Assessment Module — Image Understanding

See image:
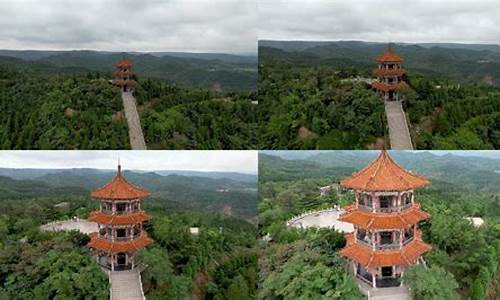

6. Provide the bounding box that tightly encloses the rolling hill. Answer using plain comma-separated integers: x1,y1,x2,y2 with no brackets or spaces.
0,169,257,219
259,40,500,85
0,50,257,91
260,151,500,195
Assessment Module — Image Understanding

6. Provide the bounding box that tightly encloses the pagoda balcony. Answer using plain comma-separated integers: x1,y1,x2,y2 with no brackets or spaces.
373,68,406,76
358,202,413,213
101,208,141,215
356,236,414,250
99,232,142,242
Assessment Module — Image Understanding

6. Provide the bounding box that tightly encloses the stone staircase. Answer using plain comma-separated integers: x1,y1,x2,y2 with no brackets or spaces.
384,101,413,150
110,269,145,300
122,91,147,150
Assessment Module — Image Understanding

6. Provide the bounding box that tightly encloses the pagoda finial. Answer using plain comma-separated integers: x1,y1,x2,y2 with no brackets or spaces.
117,158,122,176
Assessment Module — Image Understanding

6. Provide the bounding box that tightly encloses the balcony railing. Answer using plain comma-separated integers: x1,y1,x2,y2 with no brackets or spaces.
101,208,140,215
99,233,142,242
356,236,414,250
356,272,373,286
358,203,413,213
376,243,400,250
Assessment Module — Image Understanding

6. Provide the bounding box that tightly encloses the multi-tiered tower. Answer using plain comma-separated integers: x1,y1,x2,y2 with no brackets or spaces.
338,151,431,288
112,59,136,92
372,46,407,101
88,164,153,271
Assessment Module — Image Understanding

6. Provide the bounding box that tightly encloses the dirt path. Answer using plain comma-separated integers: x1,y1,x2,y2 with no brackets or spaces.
122,92,146,150
384,101,413,150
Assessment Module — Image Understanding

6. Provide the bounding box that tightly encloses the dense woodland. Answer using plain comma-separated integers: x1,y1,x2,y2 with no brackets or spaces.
0,173,257,299
258,44,500,150
135,78,257,149
258,153,500,299
0,57,257,150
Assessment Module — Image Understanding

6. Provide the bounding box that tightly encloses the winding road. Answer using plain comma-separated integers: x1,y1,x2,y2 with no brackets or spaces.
122,92,146,150
384,101,413,150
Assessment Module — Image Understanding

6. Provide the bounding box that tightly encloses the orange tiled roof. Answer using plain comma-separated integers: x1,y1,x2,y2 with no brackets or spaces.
91,165,150,200
340,235,431,268
88,211,151,225
88,232,153,253
373,68,406,76
375,49,404,63
116,59,132,68
338,204,430,229
340,151,430,192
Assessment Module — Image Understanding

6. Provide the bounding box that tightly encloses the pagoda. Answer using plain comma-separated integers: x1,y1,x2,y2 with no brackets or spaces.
338,151,431,288
87,164,153,271
372,46,408,101
112,59,136,92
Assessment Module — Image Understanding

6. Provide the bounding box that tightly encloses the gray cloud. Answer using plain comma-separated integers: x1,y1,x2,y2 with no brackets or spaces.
259,0,500,44
0,151,258,174
0,0,256,54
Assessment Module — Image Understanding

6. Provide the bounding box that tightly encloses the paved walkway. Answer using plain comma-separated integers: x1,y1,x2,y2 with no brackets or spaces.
40,219,98,234
122,92,146,150
110,270,145,300
288,209,354,233
384,101,413,150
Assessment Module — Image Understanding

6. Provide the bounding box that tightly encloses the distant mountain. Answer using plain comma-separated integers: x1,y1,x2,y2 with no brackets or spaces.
0,168,257,218
261,151,500,195
0,168,256,183
153,170,257,183
259,40,500,85
0,50,257,91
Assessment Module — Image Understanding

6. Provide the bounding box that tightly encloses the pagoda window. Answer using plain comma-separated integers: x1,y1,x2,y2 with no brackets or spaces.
102,202,113,213
358,193,372,208
116,228,127,240
132,201,139,212
380,231,393,244
116,203,127,214
379,196,392,209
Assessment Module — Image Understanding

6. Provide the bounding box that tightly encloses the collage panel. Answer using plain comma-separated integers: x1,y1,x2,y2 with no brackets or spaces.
258,150,500,299
0,0,257,150
0,150,258,299
0,0,499,299
258,0,500,150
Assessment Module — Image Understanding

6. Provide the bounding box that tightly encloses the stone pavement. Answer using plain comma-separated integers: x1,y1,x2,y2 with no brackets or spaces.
110,269,145,300
122,92,146,150
384,101,413,150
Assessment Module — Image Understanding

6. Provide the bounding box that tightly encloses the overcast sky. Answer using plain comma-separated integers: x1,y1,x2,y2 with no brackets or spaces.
259,0,500,44
0,0,256,54
0,151,258,174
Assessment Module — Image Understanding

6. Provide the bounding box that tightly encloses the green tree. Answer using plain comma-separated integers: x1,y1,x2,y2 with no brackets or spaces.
404,265,459,300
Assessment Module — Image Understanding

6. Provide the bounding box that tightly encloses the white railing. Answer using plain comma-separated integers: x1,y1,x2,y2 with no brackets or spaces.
358,203,413,213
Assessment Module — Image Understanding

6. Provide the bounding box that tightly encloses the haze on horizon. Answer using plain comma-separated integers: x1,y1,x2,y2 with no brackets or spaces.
259,0,500,45
0,151,258,174
0,0,257,55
